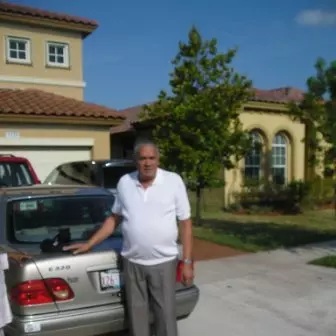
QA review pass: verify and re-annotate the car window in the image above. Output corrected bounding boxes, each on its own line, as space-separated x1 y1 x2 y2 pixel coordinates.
44 162 97 185
0 162 34 187
7 195 120 243
102 166 135 188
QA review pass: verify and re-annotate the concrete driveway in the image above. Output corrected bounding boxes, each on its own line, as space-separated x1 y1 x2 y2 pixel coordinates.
178 241 336 336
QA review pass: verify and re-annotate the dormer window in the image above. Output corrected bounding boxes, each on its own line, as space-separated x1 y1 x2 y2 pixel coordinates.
46 42 69 68
6 36 31 64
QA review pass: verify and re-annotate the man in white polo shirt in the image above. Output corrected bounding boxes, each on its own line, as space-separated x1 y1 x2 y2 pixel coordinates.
64 139 194 336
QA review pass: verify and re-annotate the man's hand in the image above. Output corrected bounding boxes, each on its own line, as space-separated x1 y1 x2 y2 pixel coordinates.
182 263 194 286
63 215 119 255
63 242 91 255
8 252 31 266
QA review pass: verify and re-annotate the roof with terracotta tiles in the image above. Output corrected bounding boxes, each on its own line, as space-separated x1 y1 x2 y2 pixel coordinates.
0 2 98 28
251 87 304 104
111 86 304 134
0 89 124 121
110 104 154 134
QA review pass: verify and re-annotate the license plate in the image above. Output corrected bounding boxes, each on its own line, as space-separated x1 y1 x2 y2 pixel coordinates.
99 270 121 290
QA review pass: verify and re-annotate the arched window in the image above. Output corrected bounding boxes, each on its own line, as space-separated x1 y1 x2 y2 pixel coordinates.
271 133 287 185
244 131 263 181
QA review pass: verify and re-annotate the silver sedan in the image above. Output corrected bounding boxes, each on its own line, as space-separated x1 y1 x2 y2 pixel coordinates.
0 185 199 336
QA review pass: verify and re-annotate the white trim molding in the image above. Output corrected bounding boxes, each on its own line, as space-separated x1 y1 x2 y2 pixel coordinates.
0 138 94 147
46 41 70 68
6 36 32 65
0 75 86 88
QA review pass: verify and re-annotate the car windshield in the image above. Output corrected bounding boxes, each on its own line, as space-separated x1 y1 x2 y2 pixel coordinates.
102 166 135 189
7 195 120 243
0 162 34 187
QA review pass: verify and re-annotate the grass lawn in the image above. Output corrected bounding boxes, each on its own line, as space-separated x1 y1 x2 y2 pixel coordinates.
308 255 336 268
192 209 336 252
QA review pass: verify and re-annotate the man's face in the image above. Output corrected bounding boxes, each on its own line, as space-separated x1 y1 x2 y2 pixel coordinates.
136 145 159 181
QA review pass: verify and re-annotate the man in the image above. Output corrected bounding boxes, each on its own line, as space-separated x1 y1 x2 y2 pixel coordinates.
64 140 194 336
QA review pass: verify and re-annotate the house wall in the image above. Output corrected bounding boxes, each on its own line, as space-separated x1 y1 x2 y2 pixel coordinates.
0 21 84 100
110 103 307 206
0 123 110 160
224 111 305 205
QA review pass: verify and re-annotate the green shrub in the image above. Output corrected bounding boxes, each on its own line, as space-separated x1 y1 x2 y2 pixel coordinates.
188 177 335 215
188 188 223 213
308 177 334 206
236 180 312 214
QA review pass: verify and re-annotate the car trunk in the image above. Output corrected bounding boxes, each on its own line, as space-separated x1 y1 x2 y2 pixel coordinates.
8 241 189 316
40 251 122 311
9 242 123 315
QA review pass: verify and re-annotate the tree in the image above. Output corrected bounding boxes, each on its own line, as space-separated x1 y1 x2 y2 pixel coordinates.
288 58 336 212
141 26 253 225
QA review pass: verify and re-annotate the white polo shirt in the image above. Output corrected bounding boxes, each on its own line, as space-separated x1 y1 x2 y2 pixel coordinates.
111 168 191 266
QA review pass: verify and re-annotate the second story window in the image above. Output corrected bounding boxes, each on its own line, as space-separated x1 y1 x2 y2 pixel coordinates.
46 42 69 68
6 36 31 64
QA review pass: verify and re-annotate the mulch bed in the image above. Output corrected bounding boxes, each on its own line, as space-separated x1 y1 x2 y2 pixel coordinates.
193 238 247 261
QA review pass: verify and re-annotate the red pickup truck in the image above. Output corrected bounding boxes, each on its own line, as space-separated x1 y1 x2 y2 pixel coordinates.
0 154 40 187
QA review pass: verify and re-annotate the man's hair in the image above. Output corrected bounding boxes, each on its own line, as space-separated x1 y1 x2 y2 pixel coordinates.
133 138 160 160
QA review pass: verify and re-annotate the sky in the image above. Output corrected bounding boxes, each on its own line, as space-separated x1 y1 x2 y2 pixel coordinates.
7 0 336 110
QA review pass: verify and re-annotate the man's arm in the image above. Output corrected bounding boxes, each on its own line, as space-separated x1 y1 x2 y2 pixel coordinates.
175 175 194 285
175 175 193 261
180 218 193 261
63 214 120 254
87 214 120 249
88 188 123 248
64 191 123 254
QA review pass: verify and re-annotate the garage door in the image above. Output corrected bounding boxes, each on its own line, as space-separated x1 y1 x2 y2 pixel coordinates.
0 147 91 182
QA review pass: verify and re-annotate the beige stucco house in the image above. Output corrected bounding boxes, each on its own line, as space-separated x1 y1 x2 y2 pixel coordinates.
0 2 124 181
111 87 308 205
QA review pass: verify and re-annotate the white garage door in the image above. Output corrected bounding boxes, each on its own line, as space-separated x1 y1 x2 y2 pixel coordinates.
0 147 91 182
